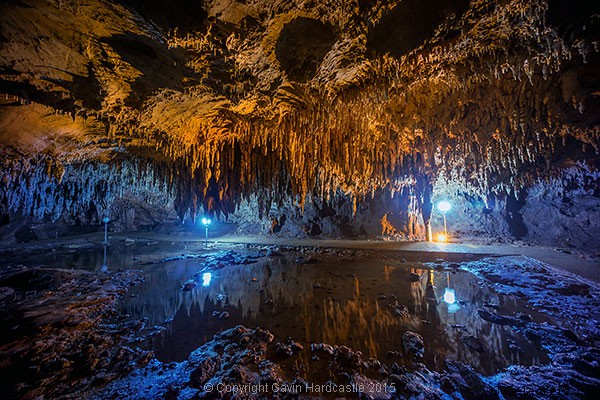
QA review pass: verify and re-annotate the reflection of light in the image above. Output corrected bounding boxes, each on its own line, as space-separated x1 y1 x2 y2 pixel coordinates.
202 272 212 287
437 200 451 213
443 288 456 304
201 217 211 226
447 302 461 314
437 233 448 242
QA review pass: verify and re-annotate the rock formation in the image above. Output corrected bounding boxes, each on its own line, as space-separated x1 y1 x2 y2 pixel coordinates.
1 0 599 247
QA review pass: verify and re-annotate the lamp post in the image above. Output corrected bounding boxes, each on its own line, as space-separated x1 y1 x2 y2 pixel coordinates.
201 217 211 249
437 200 451 241
102 216 110 245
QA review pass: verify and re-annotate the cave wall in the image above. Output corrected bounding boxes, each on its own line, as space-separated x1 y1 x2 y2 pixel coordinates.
0 157 180 242
0 0 599 248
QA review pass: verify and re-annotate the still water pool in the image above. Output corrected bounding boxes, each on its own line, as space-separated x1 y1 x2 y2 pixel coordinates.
8 240 550 376
121 249 550 375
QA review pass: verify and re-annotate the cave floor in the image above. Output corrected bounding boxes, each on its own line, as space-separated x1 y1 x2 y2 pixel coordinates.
3 230 597 282
216 236 600 283
1 232 599 399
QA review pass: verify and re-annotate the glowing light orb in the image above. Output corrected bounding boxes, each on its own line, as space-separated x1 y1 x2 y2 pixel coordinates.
437 233 448 242
201 217 211 226
202 272 212 287
437 200 452 213
443 288 456 304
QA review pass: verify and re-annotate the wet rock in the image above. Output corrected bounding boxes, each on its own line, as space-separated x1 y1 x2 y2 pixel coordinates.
402 331 424 359
275 339 303 358
388 373 410 391
218 311 230 320
266 249 283 257
0 286 16 302
291 341 304 352
506 338 524 353
573 348 600 378
483 302 500 310
181 280 196 291
497 363 599 399
216 293 228 302
0 267 149 399
552 283 590 297
478 309 525 326
390 363 406 375
311 343 335 356
352 374 392 399
393 304 409 317
440 375 456 394
461 335 484 353
444 361 499 400
336 345 362 369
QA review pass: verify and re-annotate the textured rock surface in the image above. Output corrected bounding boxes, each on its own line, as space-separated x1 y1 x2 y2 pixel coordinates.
0 266 151 399
0 0 599 247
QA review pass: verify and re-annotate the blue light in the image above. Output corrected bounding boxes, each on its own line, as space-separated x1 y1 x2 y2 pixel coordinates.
201 217 211 226
437 200 452 213
447 302 461 314
443 288 456 304
202 272 212 287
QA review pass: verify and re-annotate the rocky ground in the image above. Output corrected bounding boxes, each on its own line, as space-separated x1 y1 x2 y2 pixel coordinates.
0 266 150 399
1 241 598 399
92 255 600 399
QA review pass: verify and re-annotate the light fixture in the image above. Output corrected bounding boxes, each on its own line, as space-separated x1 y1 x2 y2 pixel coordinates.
443 288 456 304
202 272 212 287
201 217 211 248
437 233 448 242
102 216 110 245
437 200 451 213
436 200 451 240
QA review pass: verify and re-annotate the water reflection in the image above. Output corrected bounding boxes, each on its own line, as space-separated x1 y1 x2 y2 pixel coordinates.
7 241 185 271
123 254 550 375
99 245 109 273
201 272 212 287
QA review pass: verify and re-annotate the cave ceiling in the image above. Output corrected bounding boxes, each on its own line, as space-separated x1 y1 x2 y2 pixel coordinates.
0 0 599 214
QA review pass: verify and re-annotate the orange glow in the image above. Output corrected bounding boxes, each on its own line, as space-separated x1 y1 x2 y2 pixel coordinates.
437 233 448 242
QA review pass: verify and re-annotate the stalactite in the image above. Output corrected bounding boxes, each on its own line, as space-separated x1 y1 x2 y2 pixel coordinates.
1 0 597 227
